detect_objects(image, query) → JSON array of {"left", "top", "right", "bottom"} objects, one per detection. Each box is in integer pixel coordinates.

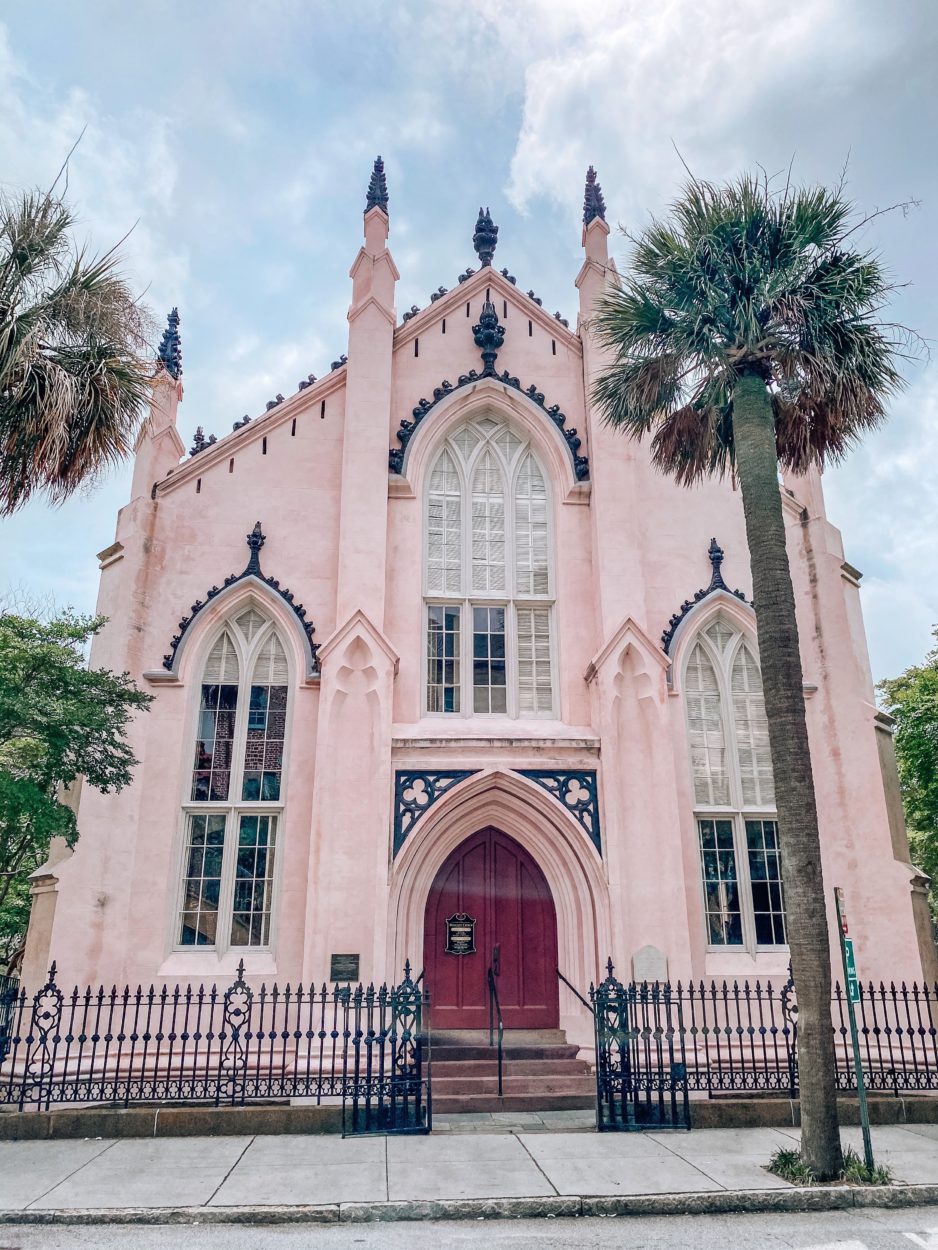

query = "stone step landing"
[{"left": 431, "top": 1029, "right": 595, "bottom": 1114}]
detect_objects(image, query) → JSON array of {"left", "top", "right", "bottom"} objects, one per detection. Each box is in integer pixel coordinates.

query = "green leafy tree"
[
  {"left": 0, "top": 611, "right": 152, "bottom": 968},
  {"left": 879, "top": 631, "right": 938, "bottom": 918},
  {"left": 592, "top": 172, "right": 910, "bottom": 1179},
  {"left": 0, "top": 186, "right": 153, "bottom": 515}
]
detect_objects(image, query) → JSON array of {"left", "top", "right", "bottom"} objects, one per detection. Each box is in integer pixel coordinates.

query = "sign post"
[{"left": 834, "top": 887, "right": 874, "bottom": 1172}]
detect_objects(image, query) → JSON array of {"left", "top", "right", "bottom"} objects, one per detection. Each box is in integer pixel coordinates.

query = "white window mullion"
[
  {"left": 424, "top": 422, "right": 553, "bottom": 719},
  {"left": 732, "top": 813, "right": 759, "bottom": 956},
  {"left": 216, "top": 811, "right": 238, "bottom": 956}
]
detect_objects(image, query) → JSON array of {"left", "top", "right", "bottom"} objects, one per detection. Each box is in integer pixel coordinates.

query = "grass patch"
[
  {"left": 840, "top": 1146, "right": 893, "bottom": 1186},
  {"left": 767, "top": 1144, "right": 894, "bottom": 1187},
  {"left": 768, "top": 1146, "right": 816, "bottom": 1185}
]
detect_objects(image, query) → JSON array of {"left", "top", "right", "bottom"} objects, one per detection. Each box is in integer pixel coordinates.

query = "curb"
[{"left": 3, "top": 1184, "right": 938, "bottom": 1226}]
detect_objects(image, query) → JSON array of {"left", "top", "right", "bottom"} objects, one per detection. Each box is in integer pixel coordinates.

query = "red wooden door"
[{"left": 423, "top": 828, "right": 559, "bottom": 1029}]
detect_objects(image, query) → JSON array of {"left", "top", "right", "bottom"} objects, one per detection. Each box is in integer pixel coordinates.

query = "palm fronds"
[
  {"left": 591, "top": 172, "right": 908, "bottom": 479},
  {"left": 0, "top": 190, "right": 153, "bottom": 514}
]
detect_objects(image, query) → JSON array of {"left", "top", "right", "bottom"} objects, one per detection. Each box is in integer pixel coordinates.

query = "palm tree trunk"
[{"left": 732, "top": 370, "right": 843, "bottom": 1179}]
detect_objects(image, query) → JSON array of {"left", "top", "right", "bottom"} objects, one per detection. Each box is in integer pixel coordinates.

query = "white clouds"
[
  {"left": 0, "top": 2, "right": 934, "bottom": 685},
  {"left": 501, "top": 0, "right": 901, "bottom": 226},
  {"left": 493, "top": 0, "right": 938, "bottom": 679},
  {"left": 0, "top": 23, "right": 188, "bottom": 320},
  {"left": 824, "top": 367, "right": 938, "bottom": 680}
]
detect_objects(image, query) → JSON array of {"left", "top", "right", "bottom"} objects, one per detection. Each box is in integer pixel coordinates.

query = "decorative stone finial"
[
  {"left": 660, "top": 537, "right": 750, "bottom": 654},
  {"left": 157, "top": 307, "right": 182, "bottom": 380},
  {"left": 472, "top": 207, "right": 498, "bottom": 267},
  {"left": 365, "top": 156, "right": 389, "bottom": 215},
  {"left": 246, "top": 521, "right": 266, "bottom": 575},
  {"left": 707, "top": 537, "right": 728, "bottom": 592},
  {"left": 472, "top": 299, "right": 505, "bottom": 375},
  {"left": 189, "top": 426, "right": 216, "bottom": 456},
  {"left": 583, "top": 166, "right": 607, "bottom": 226}
]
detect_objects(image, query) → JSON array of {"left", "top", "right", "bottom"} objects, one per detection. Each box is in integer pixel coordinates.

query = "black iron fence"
[
  {"left": 4, "top": 958, "right": 937, "bottom": 1135},
  {"left": 0, "top": 961, "right": 430, "bottom": 1135},
  {"left": 587, "top": 962, "right": 938, "bottom": 1131}
]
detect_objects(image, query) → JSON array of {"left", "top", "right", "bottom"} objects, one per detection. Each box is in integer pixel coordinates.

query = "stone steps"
[
  {"left": 430, "top": 1030, "right": 595, "bottom": 1114},
  {"left": 432, "top": 1092, "right": 596, "bottom": 1114},
  {"left": 434, "top": 1075, "right": 595, "bottom": 1097},
  {"left": 429, "top": 1044, "right": 581, "bottom": 1063},
  {"left": 432, "top": 1058, "right": 592, "bottom": 1077}
]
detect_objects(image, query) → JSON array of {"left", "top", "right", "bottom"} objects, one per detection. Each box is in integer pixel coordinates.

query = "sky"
[{"left": 0, "top": 0, "right": 936, "bottom": 683}]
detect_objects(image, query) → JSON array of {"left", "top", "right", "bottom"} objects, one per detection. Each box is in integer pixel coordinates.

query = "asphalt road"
[{"left": 3, "top": 1207, "right": 938, "bottom": 1249}]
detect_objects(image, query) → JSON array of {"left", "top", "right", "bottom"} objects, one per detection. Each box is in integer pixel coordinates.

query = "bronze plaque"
[
  {"left": 445, "top": 913, "right": 476, "bottom": 956},
  {"left": 330, "top": 953, "right": 360, "bottom": 983}
]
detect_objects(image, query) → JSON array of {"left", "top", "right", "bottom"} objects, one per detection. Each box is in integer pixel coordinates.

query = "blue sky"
[{"left": 0, "top": 0, "right": 936, "bottom": 682}]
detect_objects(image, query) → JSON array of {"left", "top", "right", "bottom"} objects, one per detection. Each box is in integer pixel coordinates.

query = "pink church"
[{"left": 22, "top": 160, "right": 936, "bottom": 1048}]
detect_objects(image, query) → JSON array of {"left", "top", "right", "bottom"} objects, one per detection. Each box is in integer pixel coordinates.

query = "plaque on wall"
[
  {"left": 445, "top": 914, "right": 476, "bottom": 956},
  {"left": 330, "top": 953, "right": 360, "bottom": 983}
]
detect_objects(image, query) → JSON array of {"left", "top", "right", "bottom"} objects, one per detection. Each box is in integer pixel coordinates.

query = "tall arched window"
[
  {"left": 425, "top": 418, "right": 553, "bottom": 717},
  {"left": 176, "top": 607, "right": 290, "bottom": 950},
  {"left": 683, "top": 616, "right": 786, "bottom": 952}
]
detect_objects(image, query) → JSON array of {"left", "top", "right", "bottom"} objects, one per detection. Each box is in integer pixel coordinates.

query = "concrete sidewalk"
[{"left": 1, "top": 1124, "right": 937, "bottom": 1224}]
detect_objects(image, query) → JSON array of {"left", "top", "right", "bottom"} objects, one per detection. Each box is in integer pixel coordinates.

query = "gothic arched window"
[
  {"left": 425, "top": 418, "right": 553, "bottom": 717},
  {"left": 683, "top": 616, "right": 786, "bottom": 952},
  {"left": 176, "top": 608, "right": 290, "bottom": 951}
]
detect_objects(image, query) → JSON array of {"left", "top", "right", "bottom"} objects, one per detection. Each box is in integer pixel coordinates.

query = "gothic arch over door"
[{"left": 423, "top": 827, "right": 559, "bottom": 1029}]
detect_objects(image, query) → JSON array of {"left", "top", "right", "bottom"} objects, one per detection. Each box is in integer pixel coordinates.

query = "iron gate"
[
  {"left": 341, "top": 962, "right": 431, "bottom": 1135},
  {"left": 590, "top": 960, "right": 690, "bottom": 1131}
]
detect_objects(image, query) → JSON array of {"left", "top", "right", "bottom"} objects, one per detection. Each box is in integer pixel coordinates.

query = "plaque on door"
[{"left": 445, "top": 913, "right": 476, "bottom": 955}]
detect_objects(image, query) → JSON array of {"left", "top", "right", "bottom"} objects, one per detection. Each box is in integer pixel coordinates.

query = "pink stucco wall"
[{"left": 32, "top": 198, "right": 929, "bottom": 1043}]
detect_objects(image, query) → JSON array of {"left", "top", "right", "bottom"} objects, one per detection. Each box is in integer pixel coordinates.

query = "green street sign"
[
  {"left": 844, "top": 937, "right": 856, "bottom": 977},
  {"left": 843, "top": 938, "right": 860, "bottom": 1002}
]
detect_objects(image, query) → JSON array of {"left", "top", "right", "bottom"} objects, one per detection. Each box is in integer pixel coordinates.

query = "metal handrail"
[
  {"left": 487, "top": 967, "right": 504, "bottom": 1097},
  {"left": 557, "top": 967, "right": 595, "bottom": 1015}
]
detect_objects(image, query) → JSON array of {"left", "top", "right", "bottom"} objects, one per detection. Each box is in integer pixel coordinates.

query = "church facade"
[{"left": 22, "top": 161, "right": 936, "bottom": 1043}]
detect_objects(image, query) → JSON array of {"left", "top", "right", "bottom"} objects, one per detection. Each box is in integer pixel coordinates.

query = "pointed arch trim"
[
  {"left": 389, "top": 372, "right": 589, "bottom": 484},
  {"left": 160, "top": 523, "right": 320, "bottom": 680},
  {"left": 387, "top": 768, "right": 610, "bottom": 997}
]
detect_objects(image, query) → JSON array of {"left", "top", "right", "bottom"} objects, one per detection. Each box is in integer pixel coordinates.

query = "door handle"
[{"left": 492, "top": 944, "right": 500, "bottom": 976}]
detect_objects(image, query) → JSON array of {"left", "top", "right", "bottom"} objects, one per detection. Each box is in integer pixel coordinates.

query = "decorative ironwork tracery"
[
  {"left": 517, "top": 769, "right": 602, "bottom": 853},
  {"left": 392, "top": 767, "right": 601, "bottom": 855},
  {"left": 393, "top": 771, "right": 479, "bottom": 856},
  {"left": 218, "top": 958, "right": 252, "bottom": 1102}
]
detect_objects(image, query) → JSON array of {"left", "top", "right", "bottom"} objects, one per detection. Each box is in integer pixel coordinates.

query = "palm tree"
[
  {"left": 0, "top": 189, "right": 152, "bottom": 515},
  {"left": 592, "top": 173, "right": 906, "bottom": 1179}
]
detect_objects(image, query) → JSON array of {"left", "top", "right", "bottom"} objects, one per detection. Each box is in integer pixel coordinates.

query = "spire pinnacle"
[
  {"left": 707, "top": 537, "right": 728, "bottom": 592},
  {"left": 156, "top": 307, "right": 182, "bottom": 380},
  {"left": 472, "top": 207, "right": 498, "bottom": 267},
  {"left": 365, "top": 156, "right": 389, "bottom": 215},
  {"left": 583, "top": 166, "right": 607, "bottom": 226}
]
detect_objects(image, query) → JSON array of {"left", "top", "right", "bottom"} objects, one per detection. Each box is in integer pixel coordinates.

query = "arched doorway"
[{"left": 423, "top": 827, "right": 559, "bottom": 1029}]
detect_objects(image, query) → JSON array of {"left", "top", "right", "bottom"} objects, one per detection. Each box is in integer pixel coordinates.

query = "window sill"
[
  {"left": 393, "top": 720, "right": 599, "bottom": 748},
  {"left": 159, "top": 951, "right": 278, "bottom": 981},
  {"left": 704, "top": 949, "right": 791, "bottom": 980}
]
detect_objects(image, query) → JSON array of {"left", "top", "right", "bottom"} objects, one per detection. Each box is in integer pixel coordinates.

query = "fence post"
[
  {"left": 23, "top": 962, "right": 63, "bottom": 1111},
  {"left": 217, "top": 960, "right": 252, "bottom": 1106}
]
